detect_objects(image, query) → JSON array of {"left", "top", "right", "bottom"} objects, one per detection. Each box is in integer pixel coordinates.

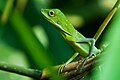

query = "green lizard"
[
  {"left": 41, "top": 0, "right": 119, "bottom": 73},
  {"left": 41, "top": 8, "right": 100, "bottom": 66}
]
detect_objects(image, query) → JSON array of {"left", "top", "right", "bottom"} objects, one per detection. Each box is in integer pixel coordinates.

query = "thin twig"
[{"left": 0, "top": 62, "right": 41, "bottom": 79}]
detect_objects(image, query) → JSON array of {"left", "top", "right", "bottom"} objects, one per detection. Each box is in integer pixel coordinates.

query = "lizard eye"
[{"left": 48, "top": 10, "right": 55, "bottom": 17}]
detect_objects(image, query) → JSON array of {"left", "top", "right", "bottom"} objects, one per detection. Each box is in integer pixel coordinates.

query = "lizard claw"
[{"left": 58, "top": 64, "right": 66, "bottom": 75}]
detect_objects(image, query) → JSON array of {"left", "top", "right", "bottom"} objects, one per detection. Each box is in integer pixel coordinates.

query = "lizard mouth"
[{"left": 50, "top": 20, "right": 72, "bottom": 36}]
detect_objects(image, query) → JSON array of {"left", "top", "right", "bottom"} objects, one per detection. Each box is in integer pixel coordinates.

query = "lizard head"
[{"left": 41, "top": 9, "right": 76, "bottom": 36}]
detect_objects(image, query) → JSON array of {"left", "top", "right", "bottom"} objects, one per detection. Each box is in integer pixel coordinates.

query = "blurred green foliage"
[
  {"left": 0, "top": 0, "right": 118, "bottom": 80},
  {"left": 97, "top": 6, "right": 120, "bottom": 80}
]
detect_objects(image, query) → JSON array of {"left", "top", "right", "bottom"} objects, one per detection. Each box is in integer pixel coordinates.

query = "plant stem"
[
  {"left": 0, "top": 62, "right": 41, "bottom": 79},
  {"left": 94, "top": 0, "right": 120, "bottom": 40}
]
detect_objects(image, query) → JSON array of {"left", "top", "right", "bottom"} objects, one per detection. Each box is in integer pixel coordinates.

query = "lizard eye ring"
[{"left": 48, "top": 10, "right": 55, "bottom": 17}]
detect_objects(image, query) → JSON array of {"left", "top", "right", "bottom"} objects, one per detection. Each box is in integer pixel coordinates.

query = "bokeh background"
[{"left": 0, "top": 0, "right": 119, "bottom": 80}]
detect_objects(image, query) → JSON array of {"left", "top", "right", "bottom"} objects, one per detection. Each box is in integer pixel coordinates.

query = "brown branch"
[{"left": 40, "top": 52, "right": 104, "bottom": 80}]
